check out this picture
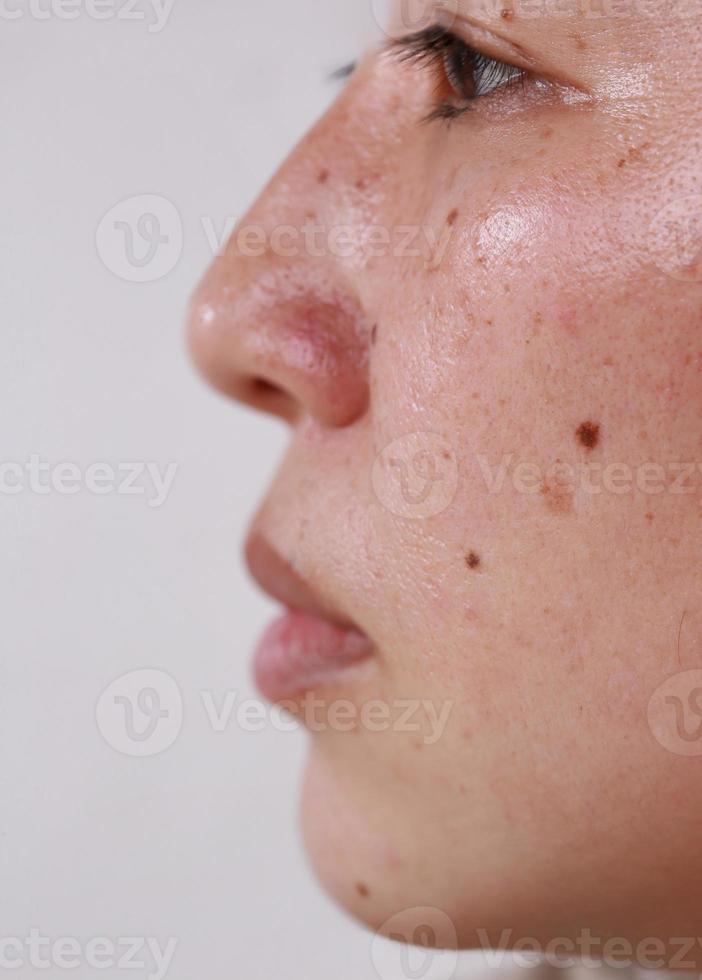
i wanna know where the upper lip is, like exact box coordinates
[244,532,358,631]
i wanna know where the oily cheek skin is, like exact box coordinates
[296,105,702,946]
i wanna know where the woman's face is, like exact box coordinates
[189,0,702,958]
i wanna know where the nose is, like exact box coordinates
[187,95,375,429]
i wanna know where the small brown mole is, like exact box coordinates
[576,421,601,450]
[446,208,459,227]
[465,551,481,570]
[317,169,329,185]
[355,882,370,898]
[370,323,378,345]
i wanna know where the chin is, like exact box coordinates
[298,739,476,949]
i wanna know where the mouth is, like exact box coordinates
[245,533,374,702]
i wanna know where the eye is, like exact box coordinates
[392,25,526,121]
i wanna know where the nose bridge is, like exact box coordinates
[187,88,385,429]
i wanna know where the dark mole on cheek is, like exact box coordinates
[317,169,329,184]
[576,421,601,450]
[446,208,459,227]
[465,551,481,570]
[356,882,370,898]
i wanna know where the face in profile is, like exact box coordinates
[188,0,702,964]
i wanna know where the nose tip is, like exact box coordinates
[187,251,372,429]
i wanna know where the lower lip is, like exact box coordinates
[253,610,373,702]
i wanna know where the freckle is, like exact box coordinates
[617,158,626,168]
[574,35,587,50]
[412,738,423,750]
[465,551,481,570]
[355,882,370,898]
[540,477,573,515]
[485,318,493,326]
[540,127,553,140]
[371,323,378,345]
[576,421,600,450]
[645,511,654,523]
[446,208,459,226]
[458,783,467,795]
[355,177,367,191]
[317,169,329,184]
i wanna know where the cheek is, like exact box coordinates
[360,129,702,719]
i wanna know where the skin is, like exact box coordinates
[188,0,702,966]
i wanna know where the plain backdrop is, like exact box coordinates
[0,1,651,978]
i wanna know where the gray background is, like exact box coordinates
[0,1,644,978]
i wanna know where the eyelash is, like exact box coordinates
[391,25,527,122]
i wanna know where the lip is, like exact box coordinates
[245,533,374,701]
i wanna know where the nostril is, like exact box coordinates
[251,377,280,398]
[246,376,298,423]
